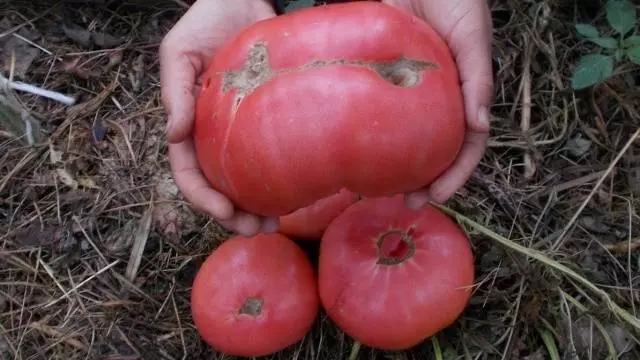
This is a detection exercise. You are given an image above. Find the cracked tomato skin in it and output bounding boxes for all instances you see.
[278,188,359,240]
[191,233,319,357]
[318,195,475,350]
[193,2,465,217]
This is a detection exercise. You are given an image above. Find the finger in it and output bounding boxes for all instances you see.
[218,214,280,237]
[385,0,495,132]
[168,139,234,220]
[158,0,220,143]
[406,130,488,207]
[446,2,494,133]
[159,45,202,143]
[217,212,263,237]
[159,0,277,141]
[262,217,280,233]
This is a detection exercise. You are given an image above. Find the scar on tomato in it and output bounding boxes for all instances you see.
[239,297,264,316]
[218,41,439,113]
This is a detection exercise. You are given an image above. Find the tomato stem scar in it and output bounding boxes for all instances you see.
[239,297,264,316]
[376,226,417,265]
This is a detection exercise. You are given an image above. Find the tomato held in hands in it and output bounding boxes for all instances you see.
[318,195,475,350]
[279,188,359,240]
[193,2,465,217]
[191,233,319,357]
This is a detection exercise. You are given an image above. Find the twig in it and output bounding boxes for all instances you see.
[431,202,640,332]
[4,79,76,106]
[172,0,190,8]
[551,126,640,251]
[348,341,361,360]
[560,290,619,360]
[520,32,535,179]
[604,238,640,252]
[42,260,120,308]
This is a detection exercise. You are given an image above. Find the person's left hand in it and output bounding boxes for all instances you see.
[159,0,278,236]
[383,0,494,208]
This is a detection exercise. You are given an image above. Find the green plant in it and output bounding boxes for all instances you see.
[571,0,639,90]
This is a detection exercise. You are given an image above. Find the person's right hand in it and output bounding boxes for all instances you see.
[383,0,493,208]
[159,0,279,236]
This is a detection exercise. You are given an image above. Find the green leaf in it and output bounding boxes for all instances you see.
[571,54,615,90]
[575,23,600,37]
[605,0,637,36]
[627,45,640,64]
[624,35,640,47]
[587,36,619,48]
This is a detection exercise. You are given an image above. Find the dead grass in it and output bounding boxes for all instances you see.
[0,0,639,359]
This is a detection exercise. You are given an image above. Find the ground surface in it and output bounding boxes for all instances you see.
[1,0,639,359]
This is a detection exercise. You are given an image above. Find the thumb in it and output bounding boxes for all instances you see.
[159,44,203,143]
[447,4,494,134]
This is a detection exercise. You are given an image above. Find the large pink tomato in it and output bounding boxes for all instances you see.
[318,195,475,350]
[193,2,465,217]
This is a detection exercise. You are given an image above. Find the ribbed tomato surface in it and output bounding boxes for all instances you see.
[194,2,465,216]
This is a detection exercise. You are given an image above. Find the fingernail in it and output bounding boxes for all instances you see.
[405,192,430,210]
[478,106,490,128]
[262,217,279,233]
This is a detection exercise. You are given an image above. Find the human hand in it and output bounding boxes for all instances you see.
[159,0,279,236]
[383,0,494,208]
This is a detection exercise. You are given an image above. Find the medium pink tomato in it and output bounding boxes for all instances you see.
[191,233,319,357]
[318,195,475,350]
